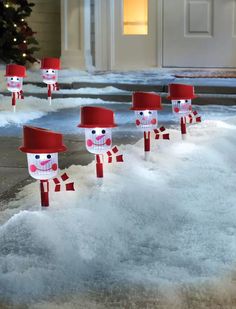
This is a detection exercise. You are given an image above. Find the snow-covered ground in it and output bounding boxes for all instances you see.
[0,95,109,128]
[0,114,236,305]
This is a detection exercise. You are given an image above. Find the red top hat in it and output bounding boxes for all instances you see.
[78,106,117,128]
[19,126,67,153]
[130,92,162,111]
[41,58,61,70]
[5,64,26,78]
[167,84,197,100]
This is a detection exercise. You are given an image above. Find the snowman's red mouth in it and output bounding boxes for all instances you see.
[30,163,58,173]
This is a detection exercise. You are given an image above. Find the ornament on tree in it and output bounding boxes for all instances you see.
[78,106,123,179]
[5,64,26,112]
[0,0,39,64]
[131,92,170,160]
[19,126,75,208]
[41,58,60,105]
[168,84,201,140]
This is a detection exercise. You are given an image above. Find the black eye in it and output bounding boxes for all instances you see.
[52,70,55,73]
[92,130,96,134]
[46,70,48,73]
[101,129,106,134]
[35,155,40,159]
[47,154,51,159]
[139,112,143,115]
[11,78,13,80]
[148,111,152,114]
[185,100,188,103]
[177,101,181,103]
[17,78,19,81]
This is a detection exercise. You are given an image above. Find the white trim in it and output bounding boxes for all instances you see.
[157,0,163,67]
[94,0,110,70]
[84,0,94,70]
[110,0,115,69]
[64,0,68,50]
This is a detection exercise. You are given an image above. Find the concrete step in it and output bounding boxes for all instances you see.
[1,91,236,105]
[23,81,236,95]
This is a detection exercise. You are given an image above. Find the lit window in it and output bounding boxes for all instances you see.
[123,0,148,35]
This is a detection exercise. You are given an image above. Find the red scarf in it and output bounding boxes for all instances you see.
[96,146,124,164]
[12,90,24,106]
[53,172,75,192]
[153,126,170,140]
[185,111,201,124]
[48,83,59,98]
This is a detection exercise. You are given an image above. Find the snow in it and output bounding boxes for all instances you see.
[22,85,127,94]
[0,115,236,304]
[3,64,236,87]
[0,95,110,128]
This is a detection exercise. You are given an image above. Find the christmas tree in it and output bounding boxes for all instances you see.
[0,0,39,65]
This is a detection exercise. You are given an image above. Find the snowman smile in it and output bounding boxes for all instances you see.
[87,138,112,147]
[30,163,58,173]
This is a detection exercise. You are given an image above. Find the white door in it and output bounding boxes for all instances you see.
[110,0,157,70]
[163,0,236,67]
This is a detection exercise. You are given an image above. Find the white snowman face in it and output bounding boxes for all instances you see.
[42,69,58,85]
[6,76,23,93]
[85,128,112,154]
[27,153,58,180]
[172,99,192,116]
[135,110,158,131]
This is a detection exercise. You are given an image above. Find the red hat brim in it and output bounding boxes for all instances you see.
[19,145,67,154]
[77,124,117,128]
[130,106,162,111]
[167,94,197,100]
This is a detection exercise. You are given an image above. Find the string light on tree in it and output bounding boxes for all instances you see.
[0,0,39,64]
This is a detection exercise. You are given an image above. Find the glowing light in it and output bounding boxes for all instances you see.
[21,19,24,22]
[123,0,148,35]
[14,24,17,27]
[23,40,26,43]
[22,53,26,57]
[5,4,9,8]
[13,38,17,42]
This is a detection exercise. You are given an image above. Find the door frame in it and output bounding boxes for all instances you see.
[92,0,163,70]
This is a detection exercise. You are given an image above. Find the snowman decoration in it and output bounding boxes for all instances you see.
[168,84,201,140]
[5,64,26,112]
[20,126,74,208]
[130,92,170,160]
[78,106,123,178]
[41,57,60,105]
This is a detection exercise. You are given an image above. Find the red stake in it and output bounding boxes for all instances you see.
[12,92,16,106]
[96,155,103,178]
[180,116,187,139]
[47,84,52,105]
[40,180,49,207]
[144,131,151,152]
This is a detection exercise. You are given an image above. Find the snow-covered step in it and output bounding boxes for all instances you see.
[23,81,236,95]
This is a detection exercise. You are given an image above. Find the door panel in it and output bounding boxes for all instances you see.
[163,0,236,67]
[111,0,157,70]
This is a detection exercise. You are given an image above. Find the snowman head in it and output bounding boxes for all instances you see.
[85,127,112,154]
[172,99,192,116]
[27,153,58,180]
[6,76,23,93]
[135,110,158,131]
[42,69,58,85]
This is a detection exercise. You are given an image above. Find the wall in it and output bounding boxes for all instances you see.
[27,0,61,60]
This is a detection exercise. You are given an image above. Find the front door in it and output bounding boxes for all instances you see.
[110,0,157,70]
[163,0,236,67]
